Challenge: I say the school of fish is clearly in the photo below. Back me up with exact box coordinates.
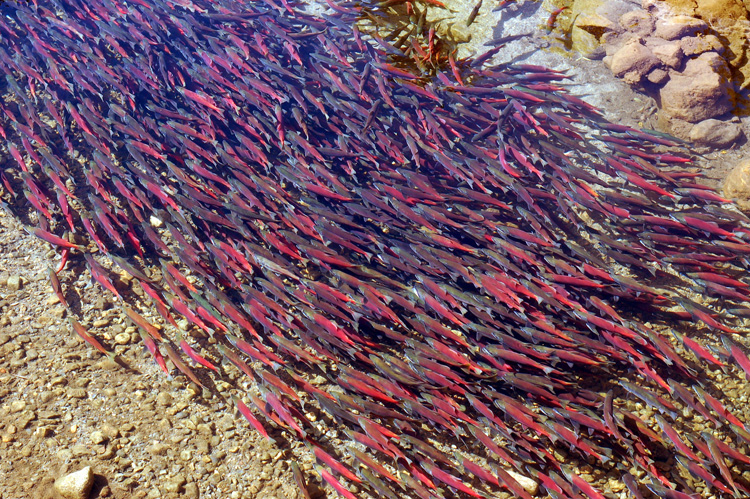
[3,0,750,497]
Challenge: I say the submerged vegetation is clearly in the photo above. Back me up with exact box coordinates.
[3,0,750,497]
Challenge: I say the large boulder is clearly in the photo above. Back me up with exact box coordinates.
[659,52,733,122]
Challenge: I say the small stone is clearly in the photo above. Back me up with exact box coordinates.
[92,318,110,328]
[47,294,61,306]
[90,430,107,445]
[148,442,169,455]
[10,400,26,413]
[114,332,131,345]
[150,215,164,228]
[71,444,90,457]
[34,426,52,439]
[180,450,192,461]
[505,469,539,495]
[654,15,708,40]
[164,475,187,493]
[184,482,200,499]
[55,466,94,499]
[68,388,87,399]
[156,392,173,406]
[6,275,21,291]
[689,119,742,148]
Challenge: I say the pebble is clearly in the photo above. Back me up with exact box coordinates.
[156,392,173,406]
[54,466,94,499]
[10,400,27,413]
[148,442,169,456]
[92,318,110,328]
[6,275,21,291]
[71,444,90,457]
[68,388,87,399]
[90,430,107,445]
[114,332,131,345]
[164,475,187,493]
[184,483,199,499]
[505,469,539,495]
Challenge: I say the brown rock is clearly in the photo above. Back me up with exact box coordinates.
[619,10,654,36]
[646,67,669,84]
[689,119,743,147]
[724,160,750,211]
[609,39,660,85]
[659,53,733,122]
[601,31,639,58]
[680,34,724,56]
[654,15,708,40]
[648,39,683,68]
[695,0,748,22]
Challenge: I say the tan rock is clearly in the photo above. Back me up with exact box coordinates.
[601,30,639,58]
[54,466,94,499]
[505,469,539,495]
[695,0,748,22]
[654,15,708,40]
[648,39,683,68]
[609,39,660,85]
[659,53,733,122]
[646,67,669,84]
[683,51,732,79]
[680,34,724,56]
[619,10,654,36]
[572,13,615,57]
[724,160,750,211]
[569,0,611,57]
[689,119,743,147]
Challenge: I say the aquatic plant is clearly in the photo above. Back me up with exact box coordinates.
[2,0,750,497]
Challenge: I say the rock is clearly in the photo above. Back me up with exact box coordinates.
[647,39,683,68]
[680,34,724,56]
[148,442,169,455]
[164,475,187,493]
[184,482,200,499]
[619,10,654,36]
[54,466,94,499]
[569,0,616,57]
[6,275,21,291]
[114,332,130,345]
[10,400,26,413]
[724,160,750,210]
[659,53,733,122]
[654,15,708,40]
[505,469,539,495]
[689,119,743,147]
[571,14,612,58]
[90,430,107,445]
[68,388,87,399]
[694,0,748,22]
[609,39,660,85]
[646,67,669,85]
[156,392,173,406]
